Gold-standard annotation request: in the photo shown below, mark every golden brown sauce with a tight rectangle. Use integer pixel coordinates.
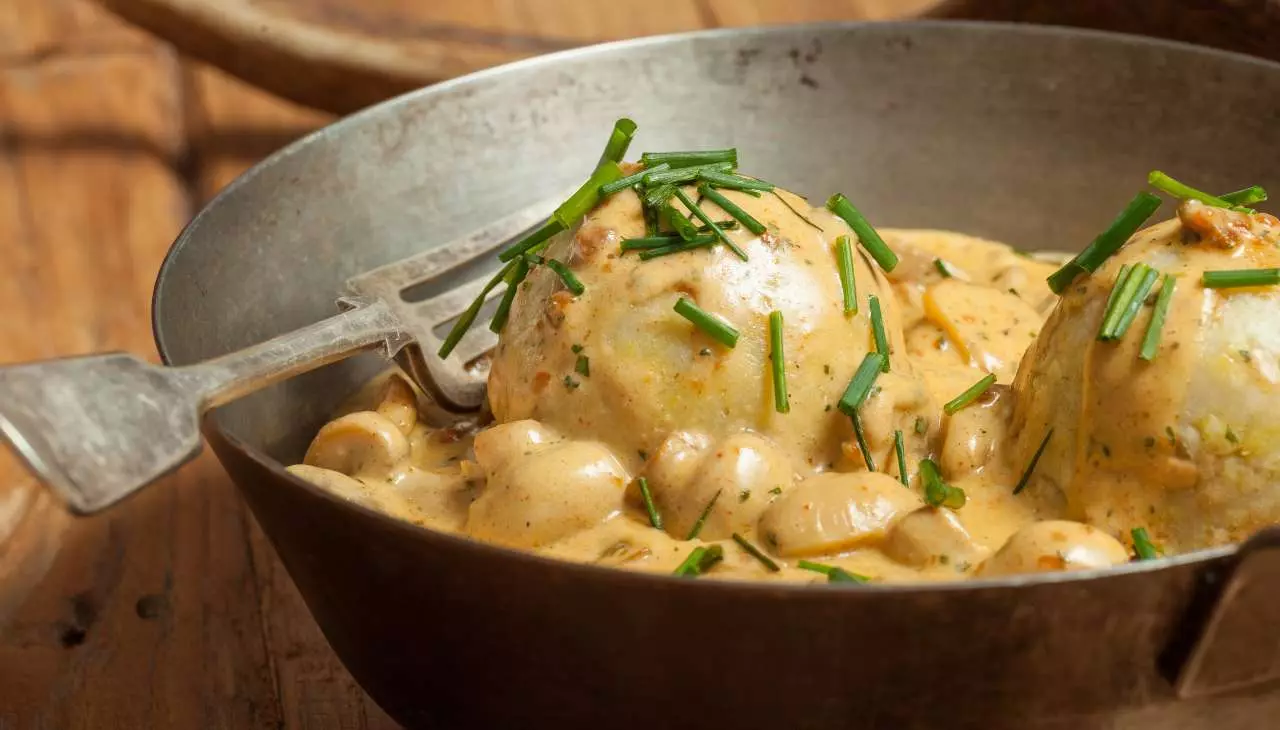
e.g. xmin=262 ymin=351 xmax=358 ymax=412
xmin=289 ymin=187 xmax=1280 ymax=583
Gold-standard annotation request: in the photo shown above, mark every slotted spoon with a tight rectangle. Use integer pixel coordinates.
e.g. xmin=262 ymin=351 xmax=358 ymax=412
xmin=0 ymin=191 xmax=564 ymax=515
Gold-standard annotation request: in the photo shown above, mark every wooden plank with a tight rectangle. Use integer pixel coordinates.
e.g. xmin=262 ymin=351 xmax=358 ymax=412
xmin=0 ymin=0 xmax=153 ymax=60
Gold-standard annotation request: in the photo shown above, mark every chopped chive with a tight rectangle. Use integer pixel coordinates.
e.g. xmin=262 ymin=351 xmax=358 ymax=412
xmin=686 ymin=489 xmax=723 ymax=540
xmin=553 ymin=161 xmax=624 ymax=229
xmin=1140 ymin=275 xmax=1177 ymax=361
xmin=1148 ymin=170 xmax=1235 ymax=209
xmin=621 ymin=235 xmax=681 ymax=251
xmin=643 ymin=202 xmax=660 ymax=236
xmin=1098 ymin=264 xmax=1138 ymax=339
xmin=772 ymin=191 xmax=823 ymax=230
xmin=934 ymin=258 xmax=955 ymax=278
xmin=1202 ymin=268 xmax=1280 ymax=289
xmin=497 ymin=218 xmax=567 ymax=262
xmin=699 ymin=170 xmax=775 ymax=192
xmin=438 ymin=259 xmax=518 ymax=358
xmin=1098 ymin=263 xmax=1154 ymax=340
xmin=1102 ymin=264 xmax=1134 ymax=315
xmin=834 ymin=236 xmax=858 ymax=315
xmin=851 ymin=411 xmax=876 ymax=472
xmin=914 ymin=416 xmax=927 ymax=435
xmin=943 ymin=373 xmax=996 ymax=415
xmin=662 ymin=201 xmax=701 ymax=241
xmin=920 ymin=458 xmax=966 ymax=509
xmin=600 ymin=163 xmax=670 ymax=196
xmin=637 ymin=236 xmax=719 ymax=260
xmin=826 ymin=193 xmax=898 ymax=272
xmin=542 ymin=258 xmax=585 ymax=295
xmin=796 ymin=560 xmax=869 ymax=584
xmin=637 ymin=477 xmax=663 ymax=530
xmin=837 ymin=353 xmax=886 ymax=416
xmin=731 ymin=533 xmax=780 ymax=572
xmin=644 ymin=183 xmax=677 ymax=210
xmin=674 ymin=188 xmax=748 ymax=261
xmin=869 ymin=295 xmax=890 ymax=372
xmin=641 ymin=149 xmax=738 ymax=169
xmin=1012 ymin=429 xmax=1053 ymax=495
xmin=1110 ymin=265 xmax=1160 ymax=340
xmin=1047 ymin=192 xmax=1162 ymax=293
xmin=768 ymin=311 xmax=790 ymax=414
xmin=1219 ymin=185 xmax=1268 ymax=206
xmin=893 ymin=430 xmax=908 ymax=487
xmin=488 ymin=257 xmax=530 ymax=333
xmin=598 ymin=118 xmax=638 ymax=165
xmin=575 ymin=354 xmax=590 ymax=377
xmin=642 ymin=161 xmax=735 ymax=187
xmin=674 ymin=297 xmax=739 ymax=348
xmin=695 ymin=220 xmax=739 ymax=233
xmin=696 ymin=184 xmax=766 ymax=235
xmin=1131 ymin=527 xmax=1159 ymax=561
xmin=673 ymin=544 xmax=725 ymax=577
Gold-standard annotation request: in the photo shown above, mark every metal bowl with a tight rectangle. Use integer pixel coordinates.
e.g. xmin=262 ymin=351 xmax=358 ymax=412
xmin=152 ymin=22 xmax=1280 ymax=729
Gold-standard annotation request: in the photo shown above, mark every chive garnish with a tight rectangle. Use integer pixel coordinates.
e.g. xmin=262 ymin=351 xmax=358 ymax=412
xmin=1148 ymin=170 xmax=1235 ymax=209
xmin=796 ymin=560 xmax=870 ymax=584
xmin=674 ymin=188 xmax=748 ymax=261
xmin=641 ymin=149 xmax=738 ymax=169
xmin=686 ymin=489 xmax=723 ymax=540
xmin=488 ymin=257 xmax=529 ymax=334
xmin=1219 ymin=185 xmax=1268 ymax=206
xmin=851 ymin=411 xmax=876 ymax=472
xmin=1099 ymin=263 xmax=1157 ymax=340
xmin=575 ymin=354 xmax=590 ymax=377
xmin=697 ymin=184 xmax=766 ymax=235
xmin=699 ymin=170 xmax=775 ymax=192
xmin=674 ymin=297 xmax=739 ymax=348
xmin=637 ymin=476 xmax=663 ymax=530
xmin=826 ymin=193 xmax=898 ymax=272
xmin=621 ymin=235 xmax=681 ymax=251
xmin=600 ymin=163 xmax=670 ymax=196
xmin=644 ymin=183 xmax=677 ymax=210
xmin=662 ymin=201 xmax=701 ymax=241
xmin=869 ymin=295 xmax=890 ymax=372
xmin=934 ymin=258 xmax=954 ymax=278
xmin=1140 ymin=275 xmax=1177 ymax=361
xmin=1112 ymin=265 xmax=1160 ymax=340
xmin=553 ymin=161 xmax=625 ymax=229
xmin=598 ymin=118 xmax=638 ymax=165
xmin=1012 ymin=429 xmax=1053 ymax=495
xmin=920 ymin=458 xmax=966 ymax=509
xmin=731 ymin=533 xmax=780 ymax=572
xmin=695 ymin=220 xmax=740 ymax=233
xmin=438 ymin=259 xmax=518 ymax=358
xmin=1101 ymin=264 xmax=1134 ymax=315
xmin=769 ymin=311 xmax=790 ymax=414
xmin=771 ymin=191 xmax=823 ymax=230
xmin=1047 ymin=192 xmax=1162 ymax=293
xmin=1131 ymin=527 xmax=1159 ymax=561
xmin=943 ymin=373 xmax=996 ymax=415
xmin=893 ymin=429 xmax=908 ymax=487
xmin=643 ymin=161 xmax=735 ymax=187
xmin=1202 ymin=268 xmax=1280 ymax=289
xmin=542 ymin=258 xmax=585 ymax=295
xmin=837 ymin=353 xmax=886 ymax=416
xmin=673 ymin=544 xmax=725 ymax=577
xmin=834 ymin=235 xmax=858 ymax=315
xmin=638 ymin=236 xmax=719 ymax=260
xmin=497 ymin=218 xmax=566 ymax=262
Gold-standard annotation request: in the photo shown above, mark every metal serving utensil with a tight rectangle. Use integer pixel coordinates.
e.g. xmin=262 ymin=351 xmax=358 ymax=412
xmin=0 ymin=192 xmax=561 ymax=515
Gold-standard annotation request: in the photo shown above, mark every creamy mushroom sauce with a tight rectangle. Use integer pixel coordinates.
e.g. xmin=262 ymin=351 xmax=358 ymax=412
xmin=290 ymin=183 xmax=1280 ymax=583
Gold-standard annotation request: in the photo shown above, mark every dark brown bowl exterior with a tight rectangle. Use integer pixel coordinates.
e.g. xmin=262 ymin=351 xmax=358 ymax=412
xmin=157 ymin=22 xmax=1280 ymax=729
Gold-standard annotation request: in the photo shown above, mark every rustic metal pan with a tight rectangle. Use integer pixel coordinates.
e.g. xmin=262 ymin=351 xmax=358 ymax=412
xmin=151 ymin=21 xmax=1280 ymax=730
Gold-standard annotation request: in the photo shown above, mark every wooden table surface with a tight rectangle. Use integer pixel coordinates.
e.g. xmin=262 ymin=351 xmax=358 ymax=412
xmin=0 ymin=1 xmax=930 ymax=727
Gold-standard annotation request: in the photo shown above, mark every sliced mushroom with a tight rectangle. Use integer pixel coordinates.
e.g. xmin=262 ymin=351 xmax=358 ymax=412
xmin=939 ymin=385 xmax=1009 ymax=478
xmin=375 ymin=374 xmax=419 ymax=435
xmin=976 ymin=520 xmax=1129 ymax=577
xmin=883 ymin=507 xmax=988 ymax=570
xmin=303 ymin=411 xmax=411 ymax=480
xmin=467 ymin=440 xmax=629 ymax=549
xmin=758 ymin=471 xmax=923 ymax=557
xmin=472 ymin=419 xmax=559 ymax=475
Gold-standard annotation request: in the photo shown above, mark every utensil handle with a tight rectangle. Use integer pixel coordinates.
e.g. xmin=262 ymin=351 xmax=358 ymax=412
xmin=0 ymin=300 xmax=404 ymax=515
xmin=1164 ymin=525 xmax=1280 ymax=699
xmin=930 ymin=0 xmax=1280 ymax=64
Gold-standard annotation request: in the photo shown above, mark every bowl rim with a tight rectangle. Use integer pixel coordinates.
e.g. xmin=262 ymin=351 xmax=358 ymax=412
xmin=155 ymin=19 xmax=1260 ymax=595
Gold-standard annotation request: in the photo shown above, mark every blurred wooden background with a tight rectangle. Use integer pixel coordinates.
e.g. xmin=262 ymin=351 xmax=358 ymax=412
xmin=0 ymin=1 xmax=930 ymax=727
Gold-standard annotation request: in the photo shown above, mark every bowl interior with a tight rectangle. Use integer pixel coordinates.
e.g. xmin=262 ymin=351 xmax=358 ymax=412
xmin=155 ymin=20 xmax=1280 ymax=465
